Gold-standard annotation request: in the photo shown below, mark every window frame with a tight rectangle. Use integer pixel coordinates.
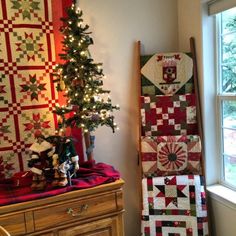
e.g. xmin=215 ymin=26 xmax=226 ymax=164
xmin=216 ymin=11 xmax=236 ymax=191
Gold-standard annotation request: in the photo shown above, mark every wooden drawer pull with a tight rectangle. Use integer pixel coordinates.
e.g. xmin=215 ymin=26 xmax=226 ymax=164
xmin=67 ymin=204 xmax=89 ymax=217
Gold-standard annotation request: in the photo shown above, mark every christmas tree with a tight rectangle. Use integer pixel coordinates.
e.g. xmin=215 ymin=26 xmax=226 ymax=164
xmin=53 ymin=3 xmax=119 ymax=161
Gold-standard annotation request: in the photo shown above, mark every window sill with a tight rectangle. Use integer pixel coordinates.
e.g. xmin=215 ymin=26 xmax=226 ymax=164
xmin=207 ymin=185 xmax=236 ymax=210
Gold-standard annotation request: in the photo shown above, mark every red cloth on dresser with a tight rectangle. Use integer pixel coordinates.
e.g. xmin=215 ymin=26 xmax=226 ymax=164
xmin=0 ymin=162 xmax=120 ymax=206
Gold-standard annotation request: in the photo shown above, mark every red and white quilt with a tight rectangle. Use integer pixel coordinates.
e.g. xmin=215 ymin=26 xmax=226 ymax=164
xmin=141 ymin=175 xmax=208 ymax=236
xmin=140 ymin=94 xmax=198 ymax=136
xmin=0 ymin=0 xmax=71 ymax=179
xmin=141 ymin=135 xmax=202 ymax=177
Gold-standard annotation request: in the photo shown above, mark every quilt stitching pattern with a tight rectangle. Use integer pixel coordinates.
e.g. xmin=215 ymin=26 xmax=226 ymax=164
xmin=141 ymin=135 xmax=202 ymax=177
xmin=141 ymin=175 xmax=208 ymax=236
xmin=140 ymin=53 xmax=194 ymax=96
xmin=0 ymin=0 xmax=60 ymax=179
xmin=140 ymin=94 xmax=198 ymax=136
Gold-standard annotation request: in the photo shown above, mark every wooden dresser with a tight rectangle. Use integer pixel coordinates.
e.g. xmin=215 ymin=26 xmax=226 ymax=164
xmin=0 ymin=179 xmax=124 ymax=236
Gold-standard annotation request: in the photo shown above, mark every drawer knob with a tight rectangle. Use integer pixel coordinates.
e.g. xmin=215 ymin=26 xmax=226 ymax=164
xmin=67 ymin=204 xmax=88 ymax=217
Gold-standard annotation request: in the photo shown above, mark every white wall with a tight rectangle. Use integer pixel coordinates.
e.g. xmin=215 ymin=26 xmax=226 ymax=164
xmin=209 ymin=197 xmax=236 ymax=236
xmin=78 ymin=0 xmax=178 ymax=235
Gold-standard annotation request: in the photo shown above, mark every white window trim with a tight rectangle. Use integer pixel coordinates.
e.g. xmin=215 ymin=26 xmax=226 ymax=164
xmin=216 ymin=12 xmax=236 ymax=191
xmin=202 ymin=0 xmax=236 ymax=207
xmin=207 ymin=184 xmax=236 ymax=209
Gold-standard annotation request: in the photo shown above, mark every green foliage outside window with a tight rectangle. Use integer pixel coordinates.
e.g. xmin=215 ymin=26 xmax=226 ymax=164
xmin=221 ymin=9 xmax=236 ymax=119
xmin=220 ymin=8 xmax=236 ymax=188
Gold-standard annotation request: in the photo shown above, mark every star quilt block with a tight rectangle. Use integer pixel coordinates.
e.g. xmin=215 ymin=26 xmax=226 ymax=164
xmin=141 ymin=135 xmax=202 ymax=177
xmin=141 ymin=175 xmax=208 ymax=236
xmin=140 ymin=94 xmax=198 ymax=136
xmin=0 ymin=0 xmax=68 ymax=179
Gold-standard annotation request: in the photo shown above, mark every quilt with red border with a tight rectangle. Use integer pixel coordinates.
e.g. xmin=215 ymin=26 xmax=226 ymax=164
xmin=0 ymin=0 xmax=73 ymax=179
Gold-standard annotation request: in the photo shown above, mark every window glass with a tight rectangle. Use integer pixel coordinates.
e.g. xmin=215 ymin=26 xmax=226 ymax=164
xmin=224 ymin=155 xmax=236 ymax=186
xmin=222 ymin=100 xmax=236 ymax=129
xmin=218 ymin=7 xmax=236 ymax=188
xmin=222 ymin=7 xmax=236 ymax=34
xmin=221 ymin=8 xmax=236 ymax=93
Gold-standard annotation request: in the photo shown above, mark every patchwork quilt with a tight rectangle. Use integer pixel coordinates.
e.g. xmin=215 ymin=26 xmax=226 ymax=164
xmin=141 ymin=135 xmax=202 ymax=177
xmin=140 ymin=53 xmax=194 ymax=96
xmin=0 ymin=0 xmax=71 ymax=179
xmin=140 ymin=94 xmax=198 ymax=136
xmin=141 ymin=175 xmax=208 ymax=236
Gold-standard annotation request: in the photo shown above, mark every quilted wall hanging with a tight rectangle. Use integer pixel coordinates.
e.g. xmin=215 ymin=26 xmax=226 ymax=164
xmin=141 ymin=175 xmax=208 ymax=236
xmin=141 ymin=135 xmax=202 ymax=177
xmin=140 ymin=94 xmax=198 ymax=136
xmin=0 ymin=0 xmax=81 ymax=180
xmin=140 ymin=53 xmax=194 ymax=96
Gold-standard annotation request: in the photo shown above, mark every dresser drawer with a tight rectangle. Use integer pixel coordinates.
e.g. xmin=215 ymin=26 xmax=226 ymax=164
xmin=58 ymin=217 xmax=117 ymax=236
xmin=0 ymin=213 xmax=26 ymax=235
xmin=33 ymin=192 xmax=117 ymax=231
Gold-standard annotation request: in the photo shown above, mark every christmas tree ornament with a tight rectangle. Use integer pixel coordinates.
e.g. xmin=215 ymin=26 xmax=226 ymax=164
xmin=59 ymin=77 xmax=66 ymax=90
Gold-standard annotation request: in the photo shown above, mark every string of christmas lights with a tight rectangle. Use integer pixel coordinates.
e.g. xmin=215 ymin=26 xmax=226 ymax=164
xmin=53 ymin=3 xmax=119 ymax=136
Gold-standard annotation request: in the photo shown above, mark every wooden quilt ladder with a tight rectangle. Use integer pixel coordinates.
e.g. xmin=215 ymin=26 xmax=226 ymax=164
xmin=136 ymin=38 xmax=210 ymax=236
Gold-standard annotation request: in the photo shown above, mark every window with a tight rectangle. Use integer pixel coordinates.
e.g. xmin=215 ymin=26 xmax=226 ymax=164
xmin=217 ymin=7 xmax=236 ymax=189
